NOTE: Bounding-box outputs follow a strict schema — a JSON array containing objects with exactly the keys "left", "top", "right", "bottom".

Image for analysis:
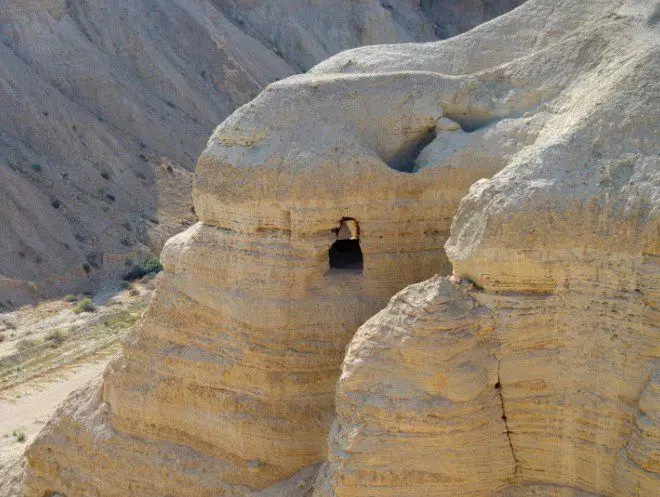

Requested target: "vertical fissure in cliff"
[
  {"left": 496, "top": 360, "right": 521, "bottom": 478},
  {"left": 329, "top": 218, "right": 363, "bottom": 272}
]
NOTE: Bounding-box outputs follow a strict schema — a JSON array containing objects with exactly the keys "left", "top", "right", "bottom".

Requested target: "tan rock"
[
  {"left": 9, "top": 0, "right": 659, "bottom": 496},
  {"left": 313, "top": 0, "right": 659, "bottom": 494},
  {"left": 15, "top": 19, "right": 519, "bottom": 497}
]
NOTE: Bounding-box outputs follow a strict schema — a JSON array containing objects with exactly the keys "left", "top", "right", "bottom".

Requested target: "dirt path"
[{"left": 0, "top": 351, "right": 116, "bottom": 474}]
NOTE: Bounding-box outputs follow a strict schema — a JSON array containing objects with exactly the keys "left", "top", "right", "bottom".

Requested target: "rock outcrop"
[
  {"left": 0, "top": 0, "right": 519, "bottom": 308},
  {"left": 8, "top": 0, "right": 658, "bottom": 496},
  {"left": 310, "top": 0, "right": 660, "bottom": 494}
]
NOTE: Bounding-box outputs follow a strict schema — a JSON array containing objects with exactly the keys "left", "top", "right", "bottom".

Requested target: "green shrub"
[
  {"left": 72, "top": 297, "right": 96, "bottom": 314},
  {"left": 120, "top": 281, "right": 133, "bottom": 290},
  {"left": 30, "top": 163, "right": 42, "bottom": 172},
  {"left": 122, "top": 257, "right": 163, "bottom": 281},
  {"left": 12, "top": 429, "right": 26, "bottom": 443},
  {"left": 100, "top": 170, "right": 110, "bottom": 180},
  {"left": 64, "top": 294, "right": 77, "bottom": 302}
]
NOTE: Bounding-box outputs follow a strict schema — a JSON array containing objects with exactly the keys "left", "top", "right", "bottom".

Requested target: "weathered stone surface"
[
  {"left": 311, "top": 0, "right": 659, "bottom": 494},
  {"left": 13, "top": 10, "right": 524, "bottom": 497},
  {"left": 9, "top": 0, "right": 658, "bottom": 496}
]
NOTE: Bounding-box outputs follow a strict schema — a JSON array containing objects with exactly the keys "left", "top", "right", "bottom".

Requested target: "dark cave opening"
[
  {"left": 386, "top": 128, "right": 437, "bottom": 173},
  {"left": 329, "top": 218, "right": 363, "bottom": 272}
]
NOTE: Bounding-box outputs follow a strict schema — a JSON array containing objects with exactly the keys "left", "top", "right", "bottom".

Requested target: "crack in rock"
[{"left": 496, "top": 360, "right": 521, "bottom": 479}]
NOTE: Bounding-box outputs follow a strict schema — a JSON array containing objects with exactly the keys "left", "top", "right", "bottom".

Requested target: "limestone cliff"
[
  {"left": 8, "top": 0, "right": 659, "bottom": 496},
  {"left": 311, "top": 0, "right": 660, "bottom": 494}
]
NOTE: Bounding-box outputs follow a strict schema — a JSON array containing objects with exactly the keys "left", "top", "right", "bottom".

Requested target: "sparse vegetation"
[
  {"left": 123, "top": 257, "right": 163, "bottom": 281},
  {"left": 129, "top": 288, "right": 140, "bottom": 296},
  {"left": 120, "top": 281, "right": 133, "bottom": 290},
  {"left": 64, "top": 294, "right": 77, "bottom": 302},
  {"left": 96, "top": 187, "right": 105, "bottom": 195},
  {"left": 72, "top": 297, "right": 96, "bottom": 314},
  {"left": 45, "top": 329, "right": 65, "bottom": 346},
  {"left": 30, "top": 163, "right": 42, "bottom": 172},
  {"left": 124, "top": 257, "right": 133, "bottom": 267},
  {"left": 200, "top": 69, "right": 207, "bottom": 78},
  {"left": 12, "top": 429, "right": 26, "bottom": 443},
  {"left": 16, "top": 339, "right": 37, "bottom": 351}
]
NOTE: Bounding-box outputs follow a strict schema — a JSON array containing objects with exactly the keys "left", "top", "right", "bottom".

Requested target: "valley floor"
[{"left": 0, "top": 279, "right": 154, "bottom": 480}]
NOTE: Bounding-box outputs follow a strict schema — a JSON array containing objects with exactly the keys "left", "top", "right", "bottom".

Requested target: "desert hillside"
[
  {"left": 0, "top": 0, "right": 524, "bottom": 309},
  {"left": 2, "top": 0, "right": 656, "bottom": 496}
]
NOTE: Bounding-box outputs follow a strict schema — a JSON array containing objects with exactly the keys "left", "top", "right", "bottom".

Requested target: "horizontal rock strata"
[{"left": 13, "top": 0, "right": 659, "bottom": 496}]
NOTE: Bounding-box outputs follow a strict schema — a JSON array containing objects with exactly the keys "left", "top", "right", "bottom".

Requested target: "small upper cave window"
[{"left": 329, "top": 218, "right": 363, "bottom": 273}]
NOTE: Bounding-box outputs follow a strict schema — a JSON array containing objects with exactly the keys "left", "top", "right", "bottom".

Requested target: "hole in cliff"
[
  {"left": 385, "top": 128, "right": 437, "bottom": 173},
  {"left": 446, "top": 114, "right": 493, "bottom": 132},
  {"left": 329, "top": 218, "right": 363, "bottom": 272},
  {"left": 442, "top": 108, "right": 497, "bottom": 133},
  {"left": 494, "top": 381, "right": 501, "bottom": 390}
]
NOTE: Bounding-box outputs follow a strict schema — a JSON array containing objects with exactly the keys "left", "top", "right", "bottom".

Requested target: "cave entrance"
[{"left": 329, "top": 218, "right": 363, "bottom": 273}]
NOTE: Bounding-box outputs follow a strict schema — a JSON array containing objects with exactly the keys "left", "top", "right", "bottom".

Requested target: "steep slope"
[{"left": 0, "top": 0, "right": 523, "bottom": 309}]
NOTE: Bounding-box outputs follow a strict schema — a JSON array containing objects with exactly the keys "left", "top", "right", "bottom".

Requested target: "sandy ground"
[{"left": 0, "top": 351, "right": 115, "bottom": 472}]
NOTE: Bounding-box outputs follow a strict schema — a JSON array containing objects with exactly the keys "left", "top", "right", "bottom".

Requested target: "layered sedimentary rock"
[
  {"left": 311, "top": 0, "right": 660, "bottom": 494},
  {"left": 13, "top": 9, "right": 532, "bottom": 497},
  {"left": 12, "top": 0, "right": 658, "bottom": 496},
  {"left": 19, "top": 70, "right": 517, "bottom": 495}
]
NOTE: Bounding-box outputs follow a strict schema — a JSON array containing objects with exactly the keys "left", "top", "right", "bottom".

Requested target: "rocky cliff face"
[
  {"left": 311, "top": 0, "right": 660, "bottom": 494},
  {"left": 8, "top": 0, "right": 658, "bottom": 496},
  {"left": 0, "top": 0, "right": 518, "bottom": 308}
]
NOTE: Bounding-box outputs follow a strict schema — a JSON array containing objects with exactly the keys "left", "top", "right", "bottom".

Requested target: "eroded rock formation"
[
  {"left": 310, "top": 0, "right": 660, "bottom": 493},
  {"left": 8, "top": 0, "right": 658, "bottom": 496}
]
